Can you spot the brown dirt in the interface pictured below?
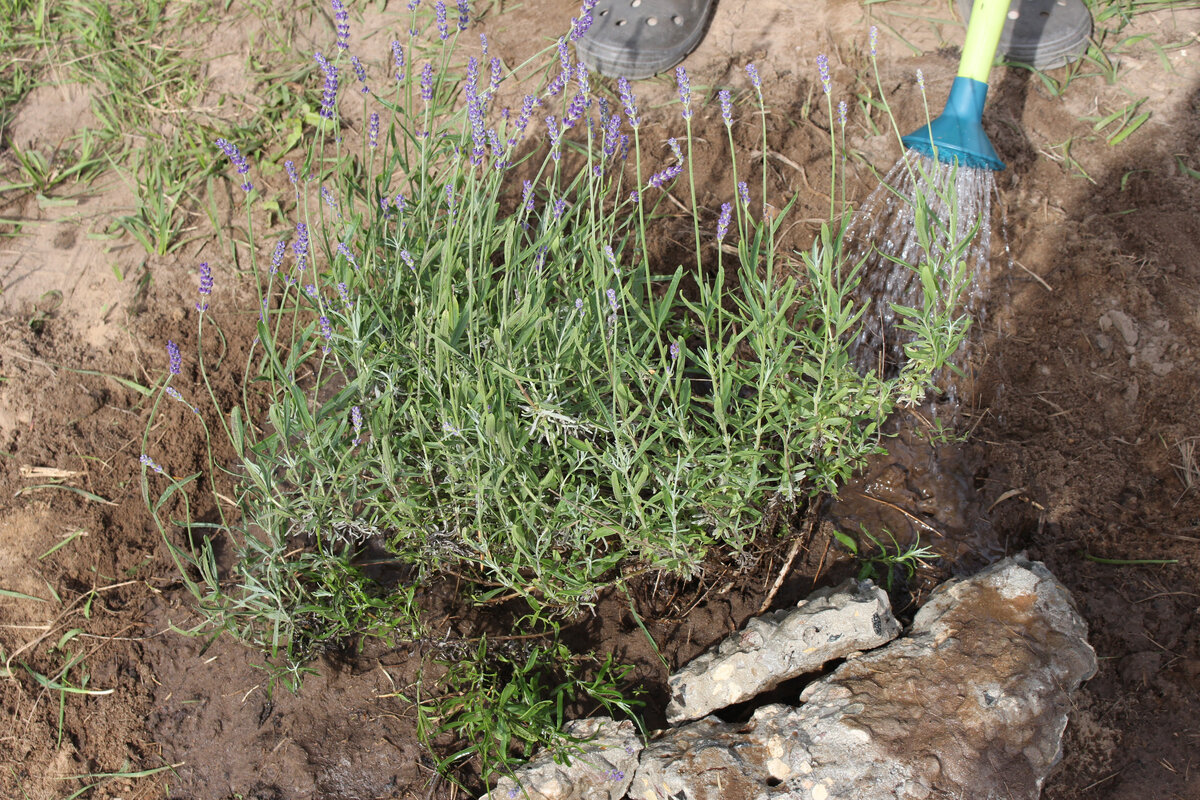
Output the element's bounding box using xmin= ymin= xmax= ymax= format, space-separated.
xmin=2 ymin=0 xmax=1199 ymax=798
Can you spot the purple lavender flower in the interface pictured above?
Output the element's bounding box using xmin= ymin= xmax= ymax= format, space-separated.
xmin=304 ymin=283 xmax=318 ymax=297
xmin=552 ymin=196 xmax=566 ymax=220
xmin=522 ymin=179 xmax=534 ymax=212
xmin=457 ymin=0 xmax=469 ymax=30
xmin=338 ymin=242 xmax=360 ymax=270
xmin=465 ymin=56 xmax=479 ymax=96
xmin=480 ymin=32 xmax=489 ymax=56
xmin=420 ymin=62 xmax=434 ymax=101
xmin=196 ymin=262 xmax=213 ymax=312
xmin=509 ymin=94 xmax=537 ymax=148
xmin=719 ymin=88 xmax=732 ymax=125
xmin=746 ymin=62 xmax=761 ymax=91
xmin=368 ymin=112 xmax=379 ymax=148
xmin=319 ymin=316 xmax=333 ymax=353
xmin=391 ymin=40 xmax=406 ymax=81
xmin=332 ymin=0 xmax=349 ymax=49
xmin=546 ymin=115 xmax=562 ymax=160
xmin=488 ymin=57 xmax=501 ymax=97
xmin=140 ymin=454 xmax=165 ymax=475
xmin=321 ymin=185 xmax=340 ymax=217
xmin=351 ymin=55 xmax=369 ymax=93
xmin=669 ymin=341 xmax=680 ymax=361
xmin=408 ymin=0 xmax=420 ymax=9
xmin=838 ymin=99 xmax=847 ymax=126
xmin=285 ymin=159 xmax=299 ymax=187
xmin=435 ymin=1 xmax=449 ymax=39
xmin=716 ymin=202 xmax=732 ymax=242
xmin=629 ymin=189 xmax=639 ymax=203
xmin=351 ymin=405 xmax=363 ymax=445
xmin=675 ymin=66 xmax=692 ymax=120
xmin=576 ymin=63 xmax=590 ymax=98
xmin=738 ymin=181 xmax=750 ymax=206
xmin=271 ymin=239 xmax=286 ymax=274
xmin=869 ymin=25 xmax=878 ymax=57
xmin=314 ymin=52 xmax=338 ymax=119
xmin=618 ymin=77 xmax=639 ymax=128
xmin=546 ymin=69 xmax=567 ymax=98
xmin=564 ymin=92 xmax=587 ymax=129
xmin=916 ymin=68 xmax=925 ymax=90
xmin=164 ymin=386 xmax=199 ymax=414
xmin=215 ymin=137 xmax=252 ymax=192
xmin=602 ymin=111 xmax=622 ymax=160
xmin=166 ymin=340 xmax=181 ymax=375
xmin=667 ymin=137 xmax=682 ymax=161
xmin=606 ymin=288 xmax=619 ymax=312
xmin=557 ymin=37 xmax=570 ymax=72
xmin=575 ymin=297 xmax=584 ymax=311
xmin=445 ymin=182 xmax=455 ymax=216
xmin=816 ymin=54 xmax=831 ymax=94
xmin=394 ymin=194 xmax=406 ymax=213
xmin=337 ymin=281 xmax=353 ymax=308
xmin=400 ymin=249 xmax=416 ymax=273
xmin=294 ymin=223 xmax=309 ymax=272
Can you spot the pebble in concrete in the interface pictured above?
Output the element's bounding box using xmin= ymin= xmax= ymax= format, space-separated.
xmin=481 ymin=717 xmax=641 ymax=800
xmin=629 ymin=557 xmax=1097 ymax=800
xmin=666 ymin=578 xmax=900 ymax=724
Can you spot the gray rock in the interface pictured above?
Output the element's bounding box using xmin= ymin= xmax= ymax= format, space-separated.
xmin=666 ymin=579 xmax=900 ymax=724
xmin=629 ymin=557 xmax=1097 ymax=800
xmin=480 ymin=717 xmax=640 ymax=800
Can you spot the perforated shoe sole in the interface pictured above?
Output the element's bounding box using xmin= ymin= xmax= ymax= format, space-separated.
xmin=958 ymin=0 xmax=1092 ymax=70
xmin=576 ymin=0 xmax=718 ymax=79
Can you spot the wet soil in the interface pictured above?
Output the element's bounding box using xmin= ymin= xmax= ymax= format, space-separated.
xmin=2 ymin=1 xmax=1199 ymax=798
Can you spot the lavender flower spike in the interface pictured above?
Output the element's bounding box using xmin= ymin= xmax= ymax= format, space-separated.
xmin=351 ymin=405 xmax=363 ymax=445
xmin=837 ymin=99 xmax=847 ymax=126
xmin=869 ymin=25 xmax=878 ymax=57
xmin=270 ymin=239 xmax=286 ymax=274
xmin=737 ymin=181 xmax=750 ymax=207
xmin=314 ymin=52 xmax=338 ymax=119
xmin=618 ymin=77 xmax=639 ymax=128
xmin=196 ymin=262 xmax=213 ymax=312
xmin=351 ymin=55 xmax=369 ymax=93
xmin=719 ymin=88 xmax=732 ymax=126
xmin=215 ymin=138 xmax=252 ymax=193
xmin=140 ymin=454 xmax=166 ymax=475
xmin=167 ymin=340 xmax=182 ymax=375
xmin=457 ymin=0 xmax=469 ymax=30
xmin=332 ymin=0 xmax=350 ymax=49
xmin=745 ymin=62 xmax=761 ymax=91
xmin=816 ymin=54 xmax=831 ymax=94
xmin=368 ymin=112 xmax=379 ymax=148
xmin=293 ymin=223 xmax=309 ymax=273
xmin=420 ymin=62 xmax=434 ymax=101
xmin=338 ymin=242 xmax=361 ymax=270
xmin=675 ymin=66 xmax=692 ymax=120
xmin=319 ymin=316 xmax=333 ymax=353
xmin=435 ymin=0 xmax=449 ymax=40
xmin=716 ymin=202 xmax=732 ymax=243
xmin=391 ymin=41 xmax=406 ymax=81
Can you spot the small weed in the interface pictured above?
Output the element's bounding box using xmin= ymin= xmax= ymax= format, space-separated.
xmin=833 ymin=525 xmax=939 ymax=591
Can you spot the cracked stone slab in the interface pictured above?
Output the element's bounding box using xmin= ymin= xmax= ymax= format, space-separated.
xmin=666 ymin=578 xmax=900 ymax=724
xmin=479 ymin=717 xmax=641 ymax=800
xmin=630 ymin=557 xmax=1098 ymax=800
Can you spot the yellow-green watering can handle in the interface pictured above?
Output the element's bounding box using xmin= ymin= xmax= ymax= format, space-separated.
xmin=959 ymin=0 xmax=1010 ymax=82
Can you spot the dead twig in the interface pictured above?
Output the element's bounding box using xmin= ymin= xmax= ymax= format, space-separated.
xmin=757 ymin=513 xmax=817 ymax=614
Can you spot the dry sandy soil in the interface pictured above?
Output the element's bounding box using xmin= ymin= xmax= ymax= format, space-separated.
xmin=2 ymin=0 xmax=1199 ymax=798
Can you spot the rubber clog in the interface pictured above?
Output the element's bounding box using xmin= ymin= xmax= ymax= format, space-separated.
xmin=576 ymin=0 xmax=718 ymax=79
xmin=958 ymin=0 xmax=1093 ymax=70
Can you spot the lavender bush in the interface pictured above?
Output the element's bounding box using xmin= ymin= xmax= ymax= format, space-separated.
xmin=142 ymin=2 xmax=968 ymax=784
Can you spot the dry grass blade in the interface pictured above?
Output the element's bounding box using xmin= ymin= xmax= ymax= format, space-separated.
xmin=1171 ymin=437 xmax=1198 ymax=504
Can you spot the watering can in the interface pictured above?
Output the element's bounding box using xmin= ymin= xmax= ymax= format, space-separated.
xmin=901 ymin=0 xmax=1010 ymax=171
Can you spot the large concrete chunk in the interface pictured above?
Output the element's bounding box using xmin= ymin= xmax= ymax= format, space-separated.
xmin=630 ymin=557 xmax=1097 ymax=800
xmin=480 ymin=717 xmax=641 ymax=800
xmin=666 ymin=578 xmax=900 ymax=724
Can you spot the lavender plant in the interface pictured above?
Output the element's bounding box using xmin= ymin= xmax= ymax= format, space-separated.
xmin=141 ymin=4 xmax=967 ymax=784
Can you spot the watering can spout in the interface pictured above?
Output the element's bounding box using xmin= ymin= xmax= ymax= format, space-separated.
xmin=901 ymin=77 xmax=1005 ymax=171
xmin=902 ymin=0 xmax=1010 ymax=171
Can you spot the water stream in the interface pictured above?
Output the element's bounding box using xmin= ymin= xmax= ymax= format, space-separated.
xmin=843 ymin=152 xmax=999 ymax=380
xmin=827 ymin=153 xmax=1009 ymax=572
